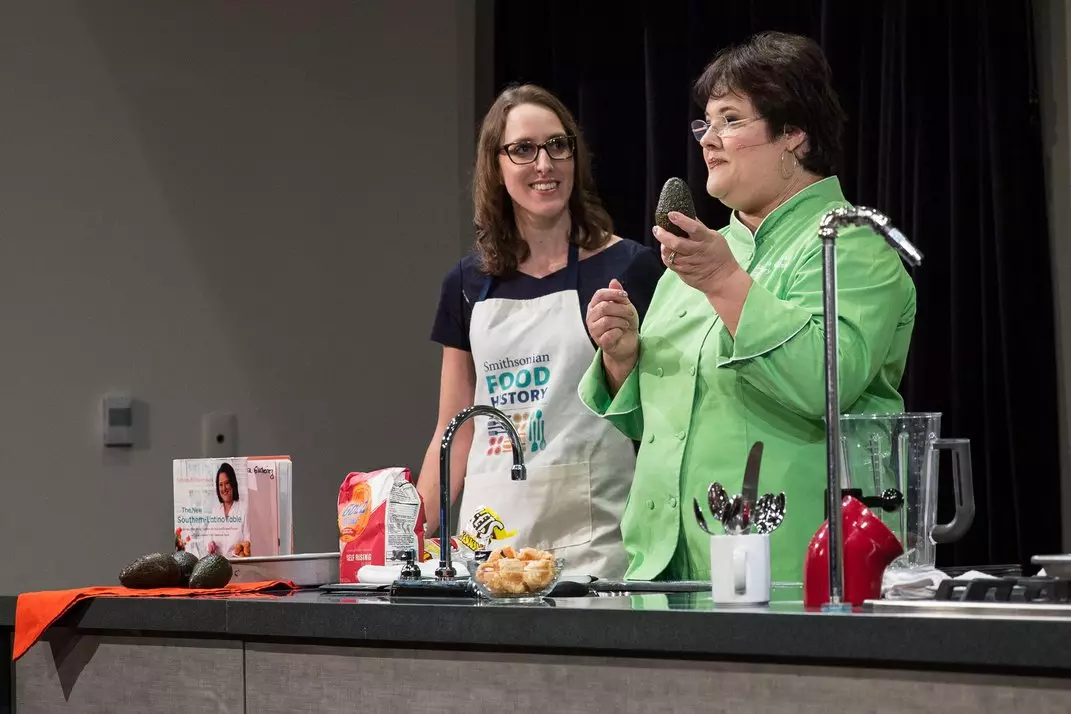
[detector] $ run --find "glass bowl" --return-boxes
[471,557,565,603]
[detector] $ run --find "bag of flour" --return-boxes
[337,467,425,582]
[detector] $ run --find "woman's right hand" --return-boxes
[586,279,640,383]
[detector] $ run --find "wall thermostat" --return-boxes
[103,396,134,447]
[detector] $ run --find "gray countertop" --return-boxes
[3,585,1071,674]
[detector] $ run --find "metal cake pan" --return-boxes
[229,552,339,586]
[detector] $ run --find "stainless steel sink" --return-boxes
[864,598,1071,619]
[322,579,717,599]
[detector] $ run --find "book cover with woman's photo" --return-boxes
[173,456,292,558]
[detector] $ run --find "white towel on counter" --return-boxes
[356,561,471,584]
[881,566,950,600]
[881,567,998,600]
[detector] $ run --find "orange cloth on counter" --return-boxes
[13,579,296,661]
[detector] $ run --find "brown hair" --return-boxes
[693,31,847,177]
[472,84,613,277]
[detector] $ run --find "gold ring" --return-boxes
[668,251,677,265]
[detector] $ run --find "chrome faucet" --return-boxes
[817,206,923,609]
[435,405,526,580]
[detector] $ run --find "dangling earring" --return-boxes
[779,149,799,179]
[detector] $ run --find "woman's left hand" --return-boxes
[653,211,742,295]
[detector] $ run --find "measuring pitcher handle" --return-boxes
[931,438,975,543]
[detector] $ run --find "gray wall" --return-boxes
[1034,0,1071,551]
[0,0,491,591]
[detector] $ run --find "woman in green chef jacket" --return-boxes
[578,31,917,584]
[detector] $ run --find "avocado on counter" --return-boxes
[188,554,233,589]
[655,177,697,238]
[119,552,183,589]
[172,550,200,586]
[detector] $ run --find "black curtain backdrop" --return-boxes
[494,0,1061,570]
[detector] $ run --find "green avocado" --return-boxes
[119,552,183,589]
[655,177,697,238]
[172,551,200,586]
[188,554,233,589]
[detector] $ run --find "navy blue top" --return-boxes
[431,239,665,352]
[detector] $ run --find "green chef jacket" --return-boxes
[578,176,917,584]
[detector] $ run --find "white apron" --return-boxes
[457,243,636,578]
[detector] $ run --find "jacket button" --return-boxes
[676,431,686,441]
[668,497,678,509]
[689,366,696,376]
[648,433,655,443]
[645,499,655,510]
[656,367,664,377]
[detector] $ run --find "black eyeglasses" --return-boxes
[500,135,576,165]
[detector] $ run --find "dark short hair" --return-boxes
[693,31,847,177]
[216,462,239,503]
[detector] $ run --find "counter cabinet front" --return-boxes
[3,589,1071,713]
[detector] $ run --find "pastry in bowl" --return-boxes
[472,546,564,600]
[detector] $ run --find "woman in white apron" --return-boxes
[416,84,662,578]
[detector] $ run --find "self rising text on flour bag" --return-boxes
[337,467,426,582]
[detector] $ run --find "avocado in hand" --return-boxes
[119,552,183,589]
[172,551,200,586]
[188,554,233,589]
[655,177,697,238]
